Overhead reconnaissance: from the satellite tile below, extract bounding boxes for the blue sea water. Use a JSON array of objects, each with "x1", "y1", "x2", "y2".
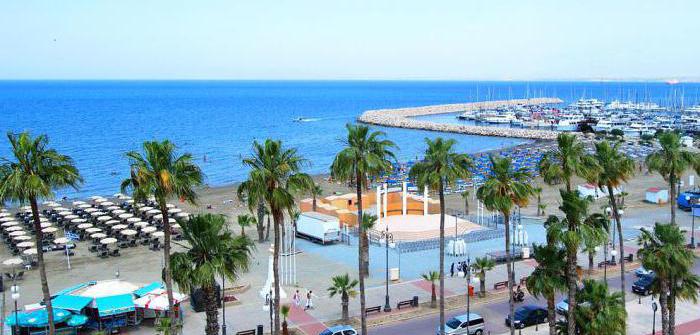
[{"x1": 1, "y1": 80, "x2": 698, "y2": 199}]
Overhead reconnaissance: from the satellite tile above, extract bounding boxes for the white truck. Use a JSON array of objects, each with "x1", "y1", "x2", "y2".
[{"x1": 296, "y1": 212, "x2": 341, "y2": 245}]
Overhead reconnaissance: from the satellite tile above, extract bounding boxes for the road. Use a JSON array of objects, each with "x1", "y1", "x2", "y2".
[{"x1": 369, "y1": 260, "x2": 700, "y2": 335}]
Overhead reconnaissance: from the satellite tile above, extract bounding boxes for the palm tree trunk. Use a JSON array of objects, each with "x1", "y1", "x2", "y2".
[
  {"x1": 159, "y1": 204, "x2": 177, "y2": 333},
  {"x1": 660, "y1": 278, "x2": 670, "y2": 335},
  {"x1": 30, "y1": 198, "x2": 55, "y2": 335},
  {"x1": 266, "y1": 215, "x2": 271, "y2": 241},
  {"x1": 431, "y1": 283, "x2": 437, "y2": 308},
  {"x1": 438, "y1": 181, "x2": 446, "y2": 335},
  {"x1": 355, "y1": 169, "x2": 367, "y2": 335},
  {"x1": 537, "y1": 195, "x2": 541, "y2": 216},
  {"x1": 341, "y1": 294, "x2": 349, "y2": 322},
  {"x1": 608, "y1": 185, "x2": 626, "y2": 304},
  {"x1": 272, "y1": 208, "x2": 283, "y2": 335},
  {"x1": 464, "y1": 197, "x2": 469, "y2": 215},
  {"x1": 504, "y1": 213, "x2": 515, "y2": 335},
  {"x1": 669, "y1": 174, "x2": 677, "y2": 225},
  {"x1": 669, "y1": 282, "x2": 677, "y2": 335},
  {"x1": 566, "y1": 224, "x2": 577, "y2": 334},
  {"x1": 547, "y1": 296, "x2": 556, "y2": 335},
  {"x1": 312, "y1": 196, "x2": 317, "y2": 212},
  {"x1": 480, "y1": 272, "x2": 486, "y2": 298},
  {"x1": 203, "y1": 285, "x2": 219, "y2": 335},
  {"x1": 588, "y1": 251, "x2": 594, "y2": 277},
  {"x1": 257, "y1": 203, "x2": 266, "y2": 242}
]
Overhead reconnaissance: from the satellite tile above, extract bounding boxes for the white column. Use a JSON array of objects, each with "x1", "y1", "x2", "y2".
[
  {"x1": 423, "y1": 185, "x2": 429, "y2": 216},
  {"x1": 376, "y1": 186, "x2": 382, "y2": 223},
  {"x1": 402, "y1": 182, "x2": 407, "y2": 216},
  {"x1": 383, "y1": 183, "x2": 388, "y2": 219}
]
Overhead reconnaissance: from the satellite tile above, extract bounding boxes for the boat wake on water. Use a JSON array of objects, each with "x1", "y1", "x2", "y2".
[{"x1": 293, "y1": 117, "x2": 322, "y2": 122}]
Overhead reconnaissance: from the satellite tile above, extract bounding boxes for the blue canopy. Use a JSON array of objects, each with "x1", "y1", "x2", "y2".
[
  {"x1": 5, "y1": 308, "x2": 72, "y2": 328},
  {"x1": 133, "y1": 282, "x2": 163, "y2": 297},
  {"x1": 95, "y1": 294, "x2": 135, "y2": 317},
  {"x1": 52, "y1": 295, "x2": 93, "y2": 312},
  {"x1": 66, "y1": 314, "x2": 88, "y2": 327}
]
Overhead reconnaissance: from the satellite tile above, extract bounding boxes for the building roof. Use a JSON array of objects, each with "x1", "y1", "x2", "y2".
[
  {"x1": 95, "y1": 294, "x2": 135, "y2": 317},
  {"x1": 52, "y1": 294, "x2": 93, "y2": 312}
]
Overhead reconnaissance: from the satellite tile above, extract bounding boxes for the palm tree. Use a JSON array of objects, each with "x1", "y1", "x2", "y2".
[
  {"x1": 155, "y1": 317, "x2": 182, "y2": 335},
  {"x1": 170, "y1": 214, "x2": 253, "y2": 335},
  {"x1": 461, "y1": 190, "x2": 470, "y2": 215},
  {"x1": 242, "y1": 139, "x2": 311, "y2": 335},
  {"x1": 121, "y1": 140, "x2": 203, "y2": 330},
  {"x1": 328, "y1": 273, "x2": 359, "y2": 322},
  {"x1": 586, "y1": 140, "x2": 635, "y2": 300},
  {"x1": 538, "y1": 133, "x2": 589, "y2": 335},
  {"x1": 280, "y1": 305, "x2": 290, "y2": 335},
  {"x1": 0, "y1": 132, "x2": 83, "y2": 335},
  {"x1": 477, "y1": 155, "x2": 533, "y2": 335},
  {"x1": 421, "y1": 271, "x2": 439, "y2": 308},
  {"x1": 534, "y1": 187, "x2": 543, "y2": 216},
  {"x1": 330, "y1": 124, "x2": 396, "y2": 335},
  {"x1": 573, "y1": 280, "x2": 626, "y2": 335},
  {"x1": 526, "y1": 239, "x2": 567, "y2": 335},
  {"x1": 236, "y1": 214, "x2": 256, "y2": 237},
  {"x1": 580, "y1": 213, "x2": 609, "y2": 277},
  {"x1": 669, "y1": 268, "x2": 700, "y2": 335},
  {"x1": 236, "y1": 183, "x2": 267, "y2": 242},
  {"x1": 645, "y1": 131, "x2": 699, "y2": 225},
  {"x1": 409, "y1": 137, "x2": 472, "y2": 335},
  {"x1": 471, "y1": 257, "x2": 495, "y2": 298},
  {"x1": 638, "y1": 223, "x2": 698, "y2": 335},
  {"x1": 310, "y1": 183, "x2": 323, "y2": 211}
]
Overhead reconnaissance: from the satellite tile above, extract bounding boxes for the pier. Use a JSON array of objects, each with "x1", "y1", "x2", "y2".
[{"x1": 358, "y1": 98, "x2": 564, "y2": 139}]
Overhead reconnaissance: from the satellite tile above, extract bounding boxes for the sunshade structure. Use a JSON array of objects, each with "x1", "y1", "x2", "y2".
[
  {"x1": 4, "y1": 308, "x2": 80, "y2": 328},
  {"x1": 133, "y1": 288, "x2": 187, "y2": 311}
]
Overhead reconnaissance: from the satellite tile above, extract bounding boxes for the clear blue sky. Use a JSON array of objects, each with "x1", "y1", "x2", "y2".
[{"x1": 1, "y1": 0, "x2": 698, "y2": 80}]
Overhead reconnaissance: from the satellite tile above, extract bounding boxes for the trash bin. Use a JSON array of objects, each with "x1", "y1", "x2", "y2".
[
  {"x1": 412, "y1": 295, "x2": 419, "y2": 307},
  {"x1": 468, "y1": 285, "x2": 475, "y2": 297},
  {"x1": 257, "y1": 325, "x2": 264, "y2": 335}
]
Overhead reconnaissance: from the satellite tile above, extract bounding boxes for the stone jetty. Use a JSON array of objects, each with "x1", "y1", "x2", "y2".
[{"x1": 358, "y1": 97, "x2": 564, "y2": 140}]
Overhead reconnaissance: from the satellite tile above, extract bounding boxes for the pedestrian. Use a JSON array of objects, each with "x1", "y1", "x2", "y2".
[
  {"x1": 305, "y1": 290, "x2": 314, "y2": 310},
  {"x1": 450, "y1": 262, "x2": 455, "y2": 277},
  {"x1": 293, "y1": 289, "x2": 301, "y2": 306}
]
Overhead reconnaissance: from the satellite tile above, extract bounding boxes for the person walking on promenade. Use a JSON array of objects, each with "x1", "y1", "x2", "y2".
[
  {"x1": 293, "y1": 289, "x2": 301, "y2": 307},
  {"x1": 305, "y1": 290, "x2": 314, "y2": 310},
  {"x1": 450, "y1": 262, "x2": 455, "y2": 277}
]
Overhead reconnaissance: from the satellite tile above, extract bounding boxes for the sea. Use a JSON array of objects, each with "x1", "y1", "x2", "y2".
[{"x1": 2, "y1": 80, "x2": 699, "y2": 199}]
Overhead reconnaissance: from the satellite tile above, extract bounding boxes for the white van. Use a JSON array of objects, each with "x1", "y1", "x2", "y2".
[{"x1": 438, "y1": 313, "x2": 485, "y2": 335}]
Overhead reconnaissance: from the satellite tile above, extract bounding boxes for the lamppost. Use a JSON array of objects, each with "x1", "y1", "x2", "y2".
[
  {"x1": 11, "y1": 284, "x2": 19, "y2": 335},
  {"x1": 465, "y1": 255, "x2": 472, "y2": 335},
  {"x1": 381, "y1": 230, "x2": 394, "y2": 312},
  {"x1": 221, "y1": 273, "x2": 227, "y2": 335},
  {"x1": 687, "y1": 195, "x2": 696, "y2": 249},
  {"x1": 652, "y1": 301, "x2": 658, "y2": 335},
  {"x1": 605, "y1": 207, "x2": 617, "y2": 265}
]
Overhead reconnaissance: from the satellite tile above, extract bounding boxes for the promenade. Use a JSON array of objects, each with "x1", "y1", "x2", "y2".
[{"x1": 358, "y1": 98, "x2": 564, "y2": 140}]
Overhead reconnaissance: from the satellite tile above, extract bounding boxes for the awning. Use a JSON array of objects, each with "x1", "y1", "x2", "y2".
[
  {"x1": 95, "y1": 294, "x2": 135, "y2": 317},
  {"x1": 133, "y1": 282, "x2": 163, "y2": 298},
  {"x1": 52, "y1": 295, "x2": 93, "y2": 312},
  {"x1": 5, "y1": 308, "x2": 72, "y2": 327}
]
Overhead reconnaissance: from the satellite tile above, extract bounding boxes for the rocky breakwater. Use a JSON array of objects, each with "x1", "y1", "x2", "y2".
[{"x1": 358, "y1": 98, "x2": 564, "y2": 140}]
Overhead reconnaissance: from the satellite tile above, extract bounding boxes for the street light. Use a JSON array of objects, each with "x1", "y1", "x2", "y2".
[
  {"x1": 687, "y1": 195, "x2": 697, "y2": 249},
  {"x1": 11, "y1": 284, "x2": 19, "y2": 335},
  {"x1": 380, "y1": 230, "x2": 394, "y2": 312},
  {"x1": 610, "y1": 249, "x2": 618, "y2": 265},
  {"x1": 652, "y1": 301, "x2": 658, "y2": 335}
]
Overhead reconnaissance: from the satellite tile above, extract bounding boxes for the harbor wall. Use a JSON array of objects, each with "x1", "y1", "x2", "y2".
[{"x1": 358, "y1": 97, "x2": 564, "y2": 140}]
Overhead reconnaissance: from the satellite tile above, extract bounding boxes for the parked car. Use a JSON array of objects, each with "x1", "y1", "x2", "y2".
[
  {"x1": 505, "y1": 305, "x2": 548, "y2": 329},
  {"x1": 555, "y1": 298, "x2": 569, "y2": 316},
  {"x1": 438, "y1": 313, "x2": 485, "y2": 335},
  {"x1": 635, "y1": 266, "x2": 654, "y2": 277},
  {"x1": 319, "y1": 325, "x2": 357, "y2": 335},
  {"x1": 677, "y1": 191, "x2": 700, "y2": 211},
  {"x1": 632, "y1": 273, "x2": 657, "y2": 296}
]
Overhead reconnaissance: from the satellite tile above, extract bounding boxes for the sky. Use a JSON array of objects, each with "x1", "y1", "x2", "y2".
[{"x1": 1, "y1": 0, "x2": 699, "y2": 81}]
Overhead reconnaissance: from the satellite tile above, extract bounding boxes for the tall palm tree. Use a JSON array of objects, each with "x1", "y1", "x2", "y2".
[
  {"x1": 638, "y1": 223, "x2": 698, "y2": 335},
  {"x1": 645, "y1": 131, "x2": 699, "y2": 225},
  {"x1": 310, "y1": 183, "x2": 323, "y2": 211},
  {"x1": 0, "y1": 132, "x2": 82, "y2": 335},
  {"x1": 580, "y1": 213, "x2": 609, "y2": 277},
  {"x1": 170, "y1": 214, "x2": 253, "y2": 335},
  {"x1": 409, "y1": 137, "x2": 472, "y2": 335},
  {"x1": 477, "y1": 156, "x2": 533, "y2": 335},
  {"x1": 471, "y1": 257, "x2": 495, "y2": 298},
  {"x1": 534, "y1": 187, "x2": 543, "y2": 216},
  {"x1": 242, "y1": 139, "x2": 311, "y2": 335},
  {"x1": 330, "y1": 124, "x2": 396, "y2": 335},
  {"x1": 121, "y1": 140, "x2": 203, "y2": 330},
  {"x1": 237, "y1": 180, "x2": 268, "y2": 242},
  {"x1": 587, "y1": 140, "x2": 635, "y2": 300},
  {"x1": 538, "y1": 133, "x2": 589, "y2": 335},
  {"x1": 327, "y1": 273, "x2": 359, "y2": 322},
  {"x1": 421, "y1": 271, "x2": 439, "y2": 308},
  {"x1": 236, "y1": 214, "x2": 256, "y2": 237},
  {"x1": 574, "y1": 280, "x2": 626, "y2": 335},
  {"x1": 526, "y1": 239, "x2": 567, "y2": 335}
]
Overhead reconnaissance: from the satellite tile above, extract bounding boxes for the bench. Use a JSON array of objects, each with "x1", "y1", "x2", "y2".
[
  {"x1": 625, "y1": 254, "x2": 633, "y2": 262},
  {"x1": 365, "y1": 305, "x2": 381, "y2": 316},
  {"x1": 493, "y1": 281, "x2": 509, "y2": 290},
  {"x1": 397, "y1": 299, "x2": 415, "y2": 310},
  {"x1": 236, "y1": 330, "x2": 256, "y2": 335}
]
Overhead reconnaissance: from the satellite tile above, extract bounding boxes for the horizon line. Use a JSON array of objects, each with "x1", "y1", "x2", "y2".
[{"x1": 0, "y1": 77, "x2": 697, "y2": 83}]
